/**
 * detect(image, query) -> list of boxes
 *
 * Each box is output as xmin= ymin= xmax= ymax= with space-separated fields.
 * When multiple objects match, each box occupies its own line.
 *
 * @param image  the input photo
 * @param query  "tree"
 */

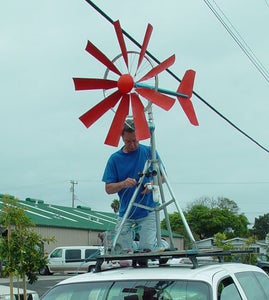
xmin=161 ymin=197 xmax=249 ymax=242
xmin=186 ymin=197 xmax=249 ymax=239
xmin=252 ymin=213 xmax=269 ymax=240
xmin=213 ymin=233 xmax=257 ymax=264
xmin=0 ymin=195 xmax=54 ymax=299
xmin=217 ymin=197 xmax=239 ymax=214
xmin=111 ymin=199 xmax=120 ymax=213
xmin=187 ymin=196 xmax=239 ymax=214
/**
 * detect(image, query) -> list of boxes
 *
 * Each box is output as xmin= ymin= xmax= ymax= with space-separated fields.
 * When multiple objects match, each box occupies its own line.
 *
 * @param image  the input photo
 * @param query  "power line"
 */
xmin=171 ymin=181 xmax=269 ymax=185
xmin=83 ymin=0 xmax=269 ymax=154
xmin=203 ymin=0 xmax=269 ymax=83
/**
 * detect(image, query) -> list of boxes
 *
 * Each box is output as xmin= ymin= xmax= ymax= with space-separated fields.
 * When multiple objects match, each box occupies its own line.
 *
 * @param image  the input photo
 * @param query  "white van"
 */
xmin=39 ymin=246 xmax=102 ymax=275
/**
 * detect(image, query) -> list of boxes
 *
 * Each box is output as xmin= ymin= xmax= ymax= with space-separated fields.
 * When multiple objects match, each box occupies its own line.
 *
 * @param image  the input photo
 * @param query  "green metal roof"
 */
xmin=0 ymin=196 xmax=117 ymax=232
xmin=0 ymin=195 xmax=183 ymax=237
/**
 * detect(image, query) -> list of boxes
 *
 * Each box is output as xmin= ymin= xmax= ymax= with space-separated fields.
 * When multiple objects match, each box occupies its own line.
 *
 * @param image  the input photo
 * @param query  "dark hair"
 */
xmin=122 ymin=119 xmax=135 ymax=135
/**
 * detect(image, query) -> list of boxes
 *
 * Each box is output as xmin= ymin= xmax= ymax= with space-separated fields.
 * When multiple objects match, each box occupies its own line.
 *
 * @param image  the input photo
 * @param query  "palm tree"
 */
xmin=111 ymin=199 xmax=119 ymax=213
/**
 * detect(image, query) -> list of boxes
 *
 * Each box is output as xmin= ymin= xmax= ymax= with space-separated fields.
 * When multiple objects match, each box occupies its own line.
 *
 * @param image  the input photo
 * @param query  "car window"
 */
xmin=50 ymin=249 xmax=62 ymax=258
xmin=218 ymin=276 xmax=242 ymax=300
xmin=65 ymin=250 xmax=81 ymax=262
xmin=235 ymin=271 xmax=269 ymax=300
xmin=85 ymin=248 xmax=101 ymax=259
xmin=42 ymin=280 xmax=212 ymax=300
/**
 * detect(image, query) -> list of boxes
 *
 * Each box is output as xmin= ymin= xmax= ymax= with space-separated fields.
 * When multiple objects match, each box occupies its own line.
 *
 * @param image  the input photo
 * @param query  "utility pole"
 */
xmin=70 ymin=180 xmax=78 ymax=208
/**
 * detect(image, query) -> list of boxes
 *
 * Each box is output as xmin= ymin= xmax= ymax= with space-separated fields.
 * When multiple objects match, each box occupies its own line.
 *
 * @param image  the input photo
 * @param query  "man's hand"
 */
xmin=122 ymin=177 xmax=137 ymax=188
xmin=141 ymin=183 xmax=152 ymax=195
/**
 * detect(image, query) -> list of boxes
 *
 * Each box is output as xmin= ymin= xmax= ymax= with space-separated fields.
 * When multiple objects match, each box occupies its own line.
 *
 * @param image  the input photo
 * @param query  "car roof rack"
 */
xmin=87 ymin=248 xmax=254 ymax=272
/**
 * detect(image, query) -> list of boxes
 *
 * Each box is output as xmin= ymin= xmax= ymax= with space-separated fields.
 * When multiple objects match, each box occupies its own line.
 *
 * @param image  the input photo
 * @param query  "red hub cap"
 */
xmin=117 ymin=74 xmax=134 ymax=93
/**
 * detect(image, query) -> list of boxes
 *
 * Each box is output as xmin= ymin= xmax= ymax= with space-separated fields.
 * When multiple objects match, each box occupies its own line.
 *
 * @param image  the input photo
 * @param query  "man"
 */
xmin=102 ymin=120 xmax=161 ymax=253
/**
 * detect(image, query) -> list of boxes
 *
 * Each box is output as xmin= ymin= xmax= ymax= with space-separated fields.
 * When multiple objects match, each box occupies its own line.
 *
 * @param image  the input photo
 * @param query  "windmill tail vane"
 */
xmin=73 ymin=20 xmax=199 ymax=147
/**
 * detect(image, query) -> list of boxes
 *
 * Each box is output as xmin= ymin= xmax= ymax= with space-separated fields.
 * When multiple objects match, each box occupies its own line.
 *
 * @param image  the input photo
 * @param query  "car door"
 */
xmin=48 ymin=248 xmax=64 ymax=273
xmin=212 ymin=269 xmax=248 ymax=300
xmin=63 ymin=249 xmax=82 ymax=273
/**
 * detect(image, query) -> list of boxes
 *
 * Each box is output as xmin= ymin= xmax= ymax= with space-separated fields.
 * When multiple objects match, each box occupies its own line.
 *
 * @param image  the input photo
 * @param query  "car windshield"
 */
xmin=42 ymin=280 xmax=211 ymax=300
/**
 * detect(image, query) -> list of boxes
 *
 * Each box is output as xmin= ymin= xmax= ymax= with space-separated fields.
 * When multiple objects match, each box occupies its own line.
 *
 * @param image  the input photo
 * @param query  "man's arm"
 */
xmin=105 ymin=177 xmax=137 ymax=194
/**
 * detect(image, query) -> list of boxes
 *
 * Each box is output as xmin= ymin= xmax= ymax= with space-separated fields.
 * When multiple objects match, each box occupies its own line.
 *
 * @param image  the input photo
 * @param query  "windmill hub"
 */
xmin=117 ymin=74 xmax=134 ymax=93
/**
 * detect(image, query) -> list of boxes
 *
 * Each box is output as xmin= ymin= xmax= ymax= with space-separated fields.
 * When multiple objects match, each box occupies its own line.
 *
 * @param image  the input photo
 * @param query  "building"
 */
xmin=0 ymin=195 xmax=184 ymax=253
xmin=196 ymin=237 xmax=269 ymax=255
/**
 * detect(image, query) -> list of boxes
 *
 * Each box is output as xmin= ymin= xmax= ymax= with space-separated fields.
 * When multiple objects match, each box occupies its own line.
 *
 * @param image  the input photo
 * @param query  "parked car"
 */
xmin=41 ymin=258 xmax=269 ymax=299
xmin=0 ymin=284 xmax=39 ymax=300
xmin=39 ymin=245 xmax=103 ymax=275
xmin=257 ymin=254 xmax=269 ymax=274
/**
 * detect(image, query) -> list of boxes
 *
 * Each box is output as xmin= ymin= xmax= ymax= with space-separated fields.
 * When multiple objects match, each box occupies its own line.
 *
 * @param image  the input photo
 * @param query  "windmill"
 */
xmin=73 ymin=20 xmax=198 ymax=147
xmin=73 ymin=20 xmax=199 ymax=252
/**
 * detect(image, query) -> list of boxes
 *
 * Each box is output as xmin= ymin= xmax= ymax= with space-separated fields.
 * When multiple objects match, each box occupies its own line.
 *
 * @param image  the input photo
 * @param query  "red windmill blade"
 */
xmin=177 ymin=70 xmax=199 ymax=126
xmin=135 ymin=88 xmax=175 ymax=111
xmin=137 ymin=54 xmax=175 ymax=83
xmin=73 ymin=21 xmax=182 ymax=146
xmin=113 ymin=20 xmax=128 ymax=69
xmin=105 ymin=94 xmax=130 ymax=146
xmin=130 ymin=93 xmax=151 ymax=140
xmin=85 ymin=40 xmax=122 ymax=76
xmin=137 ymin=24 xmax=153 ymax=71
xmin=73 ymin=78 xmax=117 ymax=90
xmin=79 ymin=90 xmax=122 ymax=128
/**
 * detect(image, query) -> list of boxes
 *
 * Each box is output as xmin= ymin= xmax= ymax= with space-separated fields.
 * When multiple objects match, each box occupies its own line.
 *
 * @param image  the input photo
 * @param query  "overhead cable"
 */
xmin=83 ymin=0 xmax=269 ymax=154
xmin=203 ymin=0 xmax=269 ymax=83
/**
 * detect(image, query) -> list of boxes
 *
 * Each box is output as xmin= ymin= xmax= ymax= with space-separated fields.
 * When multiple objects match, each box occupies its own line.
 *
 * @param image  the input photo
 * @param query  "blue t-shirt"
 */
xmin=102 ymin=144 xmax=159 ymax=219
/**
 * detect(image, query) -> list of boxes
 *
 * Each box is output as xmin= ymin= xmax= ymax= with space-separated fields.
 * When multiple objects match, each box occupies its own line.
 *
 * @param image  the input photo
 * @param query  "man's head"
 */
xmin=121 ymin=119 xmax=135 ymax=134
xmin=121 ymin=120 xmax=139 ymax=153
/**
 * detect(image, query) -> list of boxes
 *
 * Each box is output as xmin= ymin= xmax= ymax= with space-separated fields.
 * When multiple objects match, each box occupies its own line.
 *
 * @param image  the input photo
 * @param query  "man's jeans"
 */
xmin=115 ymin=212 xmax=157 ymax=252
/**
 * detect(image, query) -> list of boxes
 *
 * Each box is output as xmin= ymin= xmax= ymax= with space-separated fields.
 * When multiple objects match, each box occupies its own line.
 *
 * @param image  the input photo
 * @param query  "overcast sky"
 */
xmin=1 ymin=0 xmax=268 ymax=226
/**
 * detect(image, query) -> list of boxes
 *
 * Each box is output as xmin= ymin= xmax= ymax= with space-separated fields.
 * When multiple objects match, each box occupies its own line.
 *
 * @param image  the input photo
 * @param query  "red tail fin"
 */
xmin=177 ymin=70 xmax=199 ymax=126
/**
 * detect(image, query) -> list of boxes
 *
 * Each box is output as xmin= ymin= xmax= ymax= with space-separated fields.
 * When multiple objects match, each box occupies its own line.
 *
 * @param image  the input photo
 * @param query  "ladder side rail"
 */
xmin=160 ymin=163 xmax=196 ymax=247
xmin=154 ymin=159 xmax=176 ymax=250
xmin=149 ymin=120 xmax=163 ymax=249
xmin=153 ymin=161 xmax=163 ymax=248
